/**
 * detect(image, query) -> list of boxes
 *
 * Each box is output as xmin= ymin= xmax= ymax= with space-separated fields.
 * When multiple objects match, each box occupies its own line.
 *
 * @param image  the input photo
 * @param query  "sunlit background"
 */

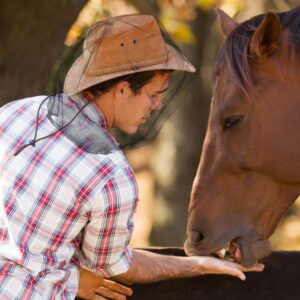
xmin=2 ymin=0 xmax=300 ymax=251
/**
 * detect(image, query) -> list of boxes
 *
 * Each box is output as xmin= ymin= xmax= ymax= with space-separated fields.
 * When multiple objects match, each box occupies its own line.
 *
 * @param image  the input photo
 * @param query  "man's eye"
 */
xmin=223 ymin=115 xmax=244 ymax=130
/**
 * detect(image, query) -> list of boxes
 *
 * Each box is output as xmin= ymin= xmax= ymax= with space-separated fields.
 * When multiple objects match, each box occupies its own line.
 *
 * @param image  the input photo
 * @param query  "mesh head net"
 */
xmin=43 ymin=14 xmax=196 ymax=154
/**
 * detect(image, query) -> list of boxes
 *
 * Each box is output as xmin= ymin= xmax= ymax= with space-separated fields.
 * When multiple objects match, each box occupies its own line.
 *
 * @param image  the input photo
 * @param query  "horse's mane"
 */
xmin=213 ymin=6 xmax=300 ymax=94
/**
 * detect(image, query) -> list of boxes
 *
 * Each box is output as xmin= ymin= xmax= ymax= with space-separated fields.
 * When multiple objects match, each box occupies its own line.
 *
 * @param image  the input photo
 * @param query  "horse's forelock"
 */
xmin=212 ymin=17 xmax=262 ymax=95
xmin=213 ymin=7 xmax=300 ymax=95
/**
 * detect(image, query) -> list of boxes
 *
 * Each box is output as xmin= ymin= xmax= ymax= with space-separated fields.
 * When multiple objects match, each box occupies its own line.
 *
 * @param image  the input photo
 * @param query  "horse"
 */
xmin=184 ymin=6 xmax=300 ymax=267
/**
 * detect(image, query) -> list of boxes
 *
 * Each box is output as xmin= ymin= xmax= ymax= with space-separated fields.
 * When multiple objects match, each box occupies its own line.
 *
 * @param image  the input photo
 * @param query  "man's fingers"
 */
xmin=223 ymin=266 xmax=246 ymax=281
xmin=90 ymin=294 xmax=107 ymax=300
xmin=221 ymin=261 xmax=265 ymax=281
xmin=242 ymin=263 xmax=265 ymax=272
xmin=102 ymin=279 xmax=132 ymax=296
xmin=224 ymin=261 xmax=265 ymax=272
xmin=95 ymin=287 xmax=127 ymax=300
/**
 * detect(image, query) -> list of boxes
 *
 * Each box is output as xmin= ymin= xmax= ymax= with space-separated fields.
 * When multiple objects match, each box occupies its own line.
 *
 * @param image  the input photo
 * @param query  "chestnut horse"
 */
xmin=184 ymin=6 xmax=300 ymax=267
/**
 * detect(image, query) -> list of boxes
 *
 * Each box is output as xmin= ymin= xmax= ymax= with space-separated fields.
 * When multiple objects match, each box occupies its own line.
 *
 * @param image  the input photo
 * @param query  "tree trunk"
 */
xmin=150 ymin=7 xmax=219 ymax=246
xmin=129 ymin=0 xmax=159 ymax=15
xmin=0 ymin=0 xmax=87 ymax=105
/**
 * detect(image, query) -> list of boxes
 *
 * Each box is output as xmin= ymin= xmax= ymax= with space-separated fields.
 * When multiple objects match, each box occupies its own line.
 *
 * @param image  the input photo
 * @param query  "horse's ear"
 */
xmin=250 ymin=12 xmax=281 ymax=59
xmin=216 ymin=8 xmax=237 ymax=37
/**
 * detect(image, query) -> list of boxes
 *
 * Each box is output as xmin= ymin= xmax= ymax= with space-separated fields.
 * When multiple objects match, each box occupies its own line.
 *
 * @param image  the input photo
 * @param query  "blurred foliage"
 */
xmin=271 ymin=197 xmax=300 ymax=250
xmin=198 ymin=0 xmax=216 ymax=10
xmin=65 ymin=0 xmax=297 ymax=45
xmin=160 ymin=14 xmax=197 ymax=44
xmin=65 ymin=0 xmax=247 ymax=46
xmin=65 ymin=0 xmax=138 ymax=45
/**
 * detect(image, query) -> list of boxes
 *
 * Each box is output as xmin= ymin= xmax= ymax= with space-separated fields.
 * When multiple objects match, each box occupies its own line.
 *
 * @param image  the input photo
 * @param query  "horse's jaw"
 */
xmin=232 ymin=236 xmax=272 ymax=267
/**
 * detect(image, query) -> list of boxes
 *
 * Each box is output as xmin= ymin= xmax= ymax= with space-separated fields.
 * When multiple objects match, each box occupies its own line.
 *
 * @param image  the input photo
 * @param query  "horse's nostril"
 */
xmin=189 ymin=230 xmax=204 ymax=243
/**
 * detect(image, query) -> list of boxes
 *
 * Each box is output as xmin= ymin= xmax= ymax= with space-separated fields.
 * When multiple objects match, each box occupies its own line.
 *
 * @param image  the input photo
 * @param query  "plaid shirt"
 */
xmin=0 ymin=95 xmax=138 ymax=299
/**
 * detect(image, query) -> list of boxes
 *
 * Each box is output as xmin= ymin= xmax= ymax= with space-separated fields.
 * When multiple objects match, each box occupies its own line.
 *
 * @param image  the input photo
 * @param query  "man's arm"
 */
xmin=77 ymin=249 xmax=264 ymax=298
xmin=112 ymin=249 xmax=264 ymax=284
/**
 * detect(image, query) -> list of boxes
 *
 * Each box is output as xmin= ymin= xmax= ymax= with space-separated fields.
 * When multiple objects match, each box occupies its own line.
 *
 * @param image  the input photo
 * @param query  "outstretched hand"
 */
xmin=196 ymin=256 xmax=265 ymax=281
xmin=77 ymin=268 xmax=133 ymax=300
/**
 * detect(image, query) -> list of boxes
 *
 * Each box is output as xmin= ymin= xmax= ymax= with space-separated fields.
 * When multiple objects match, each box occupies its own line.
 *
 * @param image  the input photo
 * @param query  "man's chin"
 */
xmin=131 ymin=127 xmax=139 ymax=134
xmin=121 ymin=127 xmax=139 ymax=135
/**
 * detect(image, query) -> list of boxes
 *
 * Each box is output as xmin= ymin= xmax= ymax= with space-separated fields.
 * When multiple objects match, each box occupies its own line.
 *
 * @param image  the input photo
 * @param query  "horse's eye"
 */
xmin=223 ymin=115 xmax=244 ymax=130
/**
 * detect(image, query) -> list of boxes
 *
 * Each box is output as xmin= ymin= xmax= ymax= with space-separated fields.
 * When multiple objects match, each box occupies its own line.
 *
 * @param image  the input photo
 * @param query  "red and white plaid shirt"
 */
xmin=0 ymin=95 xmax=138 ymax=299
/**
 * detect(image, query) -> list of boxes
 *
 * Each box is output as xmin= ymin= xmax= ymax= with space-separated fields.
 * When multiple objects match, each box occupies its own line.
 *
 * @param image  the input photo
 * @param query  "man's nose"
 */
xmin=151 ymin=97 xmax=162 ymax=110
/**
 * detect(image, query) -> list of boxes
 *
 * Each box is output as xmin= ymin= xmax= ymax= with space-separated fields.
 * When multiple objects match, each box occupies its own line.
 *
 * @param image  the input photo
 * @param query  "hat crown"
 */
xmin=83 ymin=15 xmax=168 ymax=76
xmin=64 ymin=14 xmax=195 ymax=96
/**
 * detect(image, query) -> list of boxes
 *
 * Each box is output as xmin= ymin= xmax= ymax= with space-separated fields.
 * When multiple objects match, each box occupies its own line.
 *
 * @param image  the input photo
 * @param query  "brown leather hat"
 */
xmin=64 ymin=14 xmax=195 ymax=96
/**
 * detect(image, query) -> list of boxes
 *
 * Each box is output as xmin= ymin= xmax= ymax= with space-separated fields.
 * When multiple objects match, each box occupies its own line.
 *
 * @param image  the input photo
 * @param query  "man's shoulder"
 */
xmin=1 ymin=95 xmax=49 ymax=111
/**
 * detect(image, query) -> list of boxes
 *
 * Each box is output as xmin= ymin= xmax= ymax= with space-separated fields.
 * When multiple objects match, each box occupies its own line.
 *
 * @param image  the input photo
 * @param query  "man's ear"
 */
xmin=216 ymin=8 xmax=237 ymax=37
xmin=114 ymin=81 xmax=131 ymax=98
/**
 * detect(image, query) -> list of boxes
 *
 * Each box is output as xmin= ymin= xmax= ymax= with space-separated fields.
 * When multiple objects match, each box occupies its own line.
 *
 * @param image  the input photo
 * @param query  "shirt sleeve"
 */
xmin=79 ymin=167 xmax=138 ymax=277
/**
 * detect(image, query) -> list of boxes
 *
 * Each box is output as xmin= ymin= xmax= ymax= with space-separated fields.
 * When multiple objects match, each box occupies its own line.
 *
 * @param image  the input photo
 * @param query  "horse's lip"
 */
xmin=185 ymin=235 xmax=271 ymax=267
xmin=185 ymin=232 xmax=233 ymax=250
xmin=229 ymin=239 xmax=242 ymax=262
xmin=184 ymin=237 xmax=242 ymax=261
xmin=184 ymin=239 xmax=228 ymax=257
xmin=235 ymin=236 xmax=272 ymax=267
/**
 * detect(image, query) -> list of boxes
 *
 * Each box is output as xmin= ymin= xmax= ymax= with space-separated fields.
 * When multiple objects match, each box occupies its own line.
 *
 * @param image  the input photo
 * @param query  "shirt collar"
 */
xmin=47 ymin=93 xmax=119 ymax=154
xmin=78 ymin=91 xmax=109 ymax=132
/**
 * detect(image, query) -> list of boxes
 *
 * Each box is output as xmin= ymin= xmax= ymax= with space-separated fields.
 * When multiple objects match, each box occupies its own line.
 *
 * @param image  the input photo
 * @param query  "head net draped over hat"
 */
xmin=45 ymin=14 xmax=196 ymax=153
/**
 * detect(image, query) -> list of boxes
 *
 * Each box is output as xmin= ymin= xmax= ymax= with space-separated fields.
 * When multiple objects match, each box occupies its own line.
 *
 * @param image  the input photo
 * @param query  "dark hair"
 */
xmin=86 ymin=70 xmax=170 ymax=97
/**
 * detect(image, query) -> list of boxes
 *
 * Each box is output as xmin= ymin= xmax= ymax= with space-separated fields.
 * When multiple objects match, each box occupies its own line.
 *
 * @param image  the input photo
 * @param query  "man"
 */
xmin=0 ymin=14 xmax=263 ymax=300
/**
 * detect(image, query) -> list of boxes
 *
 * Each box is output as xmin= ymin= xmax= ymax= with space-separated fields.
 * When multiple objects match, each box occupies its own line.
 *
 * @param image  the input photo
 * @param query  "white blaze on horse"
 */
xmin=185 ymin=6 xmax=300 ymax=267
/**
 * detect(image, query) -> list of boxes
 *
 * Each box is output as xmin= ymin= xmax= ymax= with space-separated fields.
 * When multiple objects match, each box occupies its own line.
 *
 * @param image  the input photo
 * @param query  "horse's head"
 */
xmin=185 ymin=7 xmax=300 ymax=266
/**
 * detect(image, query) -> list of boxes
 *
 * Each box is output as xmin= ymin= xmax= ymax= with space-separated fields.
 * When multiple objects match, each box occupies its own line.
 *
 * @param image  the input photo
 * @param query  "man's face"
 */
xmin=115 ymin=72 xmax=170 ymax=134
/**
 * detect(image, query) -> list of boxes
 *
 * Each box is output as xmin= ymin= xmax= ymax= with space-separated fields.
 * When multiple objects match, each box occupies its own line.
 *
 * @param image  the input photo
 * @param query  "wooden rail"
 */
xmin=129 ymin=248 xmax=300 ymax=300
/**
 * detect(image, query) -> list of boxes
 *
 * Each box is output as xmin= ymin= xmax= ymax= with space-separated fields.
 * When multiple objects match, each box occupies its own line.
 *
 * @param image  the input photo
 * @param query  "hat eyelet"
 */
xmin=132 ymin=39 xmax=137 ymax=44
xmin=120 ymin=42 xmax=125 ymax=47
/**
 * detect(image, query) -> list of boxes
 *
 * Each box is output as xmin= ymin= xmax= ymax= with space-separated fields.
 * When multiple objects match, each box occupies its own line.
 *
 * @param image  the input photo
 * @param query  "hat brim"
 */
xmin=64 ymin=44 xmax=196 ymax=96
